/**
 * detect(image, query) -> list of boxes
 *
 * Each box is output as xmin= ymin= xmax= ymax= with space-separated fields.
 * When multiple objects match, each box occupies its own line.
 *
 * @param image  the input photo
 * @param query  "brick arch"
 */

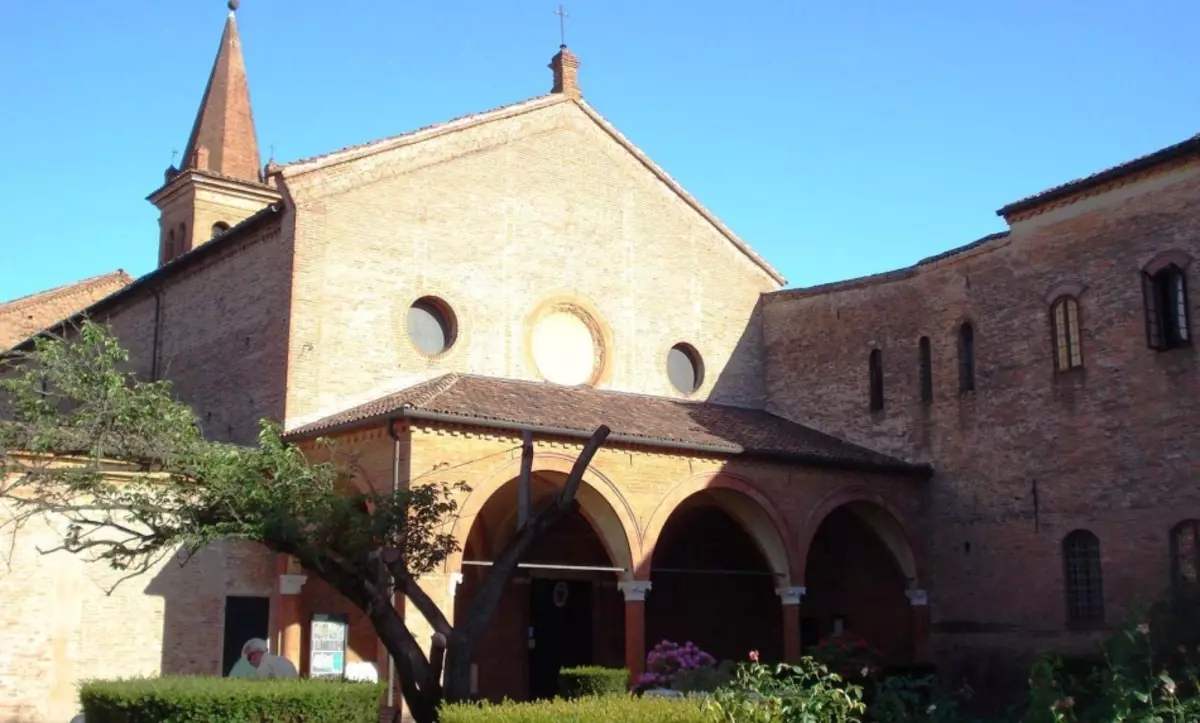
xmin=1143 ymin=249 xmax=1193 ymax=275
xmin=447 ymin=451 xmax=639 ymax=580
xmin=797 ymin=486 xmax=920 ymax=587
xmin=639 ymin=472 xmax=797 ymax=585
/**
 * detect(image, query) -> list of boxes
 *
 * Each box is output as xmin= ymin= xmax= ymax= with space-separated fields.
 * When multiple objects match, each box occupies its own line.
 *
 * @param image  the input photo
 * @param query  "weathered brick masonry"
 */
xmin=762 ymin=154 xmax=1200 ymax=684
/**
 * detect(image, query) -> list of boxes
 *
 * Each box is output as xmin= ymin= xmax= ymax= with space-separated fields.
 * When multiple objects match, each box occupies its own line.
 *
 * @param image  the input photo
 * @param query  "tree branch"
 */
xmin=462 ymin=425 xmax=609 ymax=643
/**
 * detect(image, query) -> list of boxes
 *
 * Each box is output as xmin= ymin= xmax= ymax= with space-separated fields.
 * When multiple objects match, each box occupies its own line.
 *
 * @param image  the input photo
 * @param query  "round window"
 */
xmin=667 ymin=343 xmax=704 ymax=394
xmin=531 ymin=308 xmax=598 ymax=386
xmin=407 ymin=297 xmax=457 ymax=356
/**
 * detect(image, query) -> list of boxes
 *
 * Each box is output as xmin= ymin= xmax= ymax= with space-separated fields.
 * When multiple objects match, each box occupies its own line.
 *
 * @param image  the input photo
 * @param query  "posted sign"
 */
xmin=309 ymin=613 xmax=348 ymax=679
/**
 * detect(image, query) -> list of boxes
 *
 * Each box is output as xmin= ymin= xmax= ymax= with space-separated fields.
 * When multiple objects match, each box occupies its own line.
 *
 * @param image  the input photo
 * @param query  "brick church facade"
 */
xmin=2 ymin=4 xmax=1199 ymax=721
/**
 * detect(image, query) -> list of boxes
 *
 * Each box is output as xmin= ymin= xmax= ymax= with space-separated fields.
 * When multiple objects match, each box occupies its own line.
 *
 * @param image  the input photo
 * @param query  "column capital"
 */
xmin=776 ymin=586 xmax=806 ymax=606
xmin=279 ymin=573 xmax=307 ymax=596
xmin=618 ymin=580 xmax=652 ymax=602
xmin=448 ymin=571 xmax=464 ymax=598
xmin=905 ymin=588 xmax=929 ymax=606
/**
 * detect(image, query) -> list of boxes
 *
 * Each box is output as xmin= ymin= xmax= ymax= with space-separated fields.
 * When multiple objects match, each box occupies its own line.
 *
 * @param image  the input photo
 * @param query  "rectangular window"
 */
xmin=958 ymin=323 xmax=975 ymax=393
xmin=1145 ymin=267 xmax=1191 ymax=351
xmin=868 ymin=349 xmax=884 ymax=412
xmin=1051 ymin=297 xmax=1083 ymax=371
xmin=1063 ymin=531 xmax=1104 ymax=627
xmin=918 ymin=337 xmax=933 ymax=404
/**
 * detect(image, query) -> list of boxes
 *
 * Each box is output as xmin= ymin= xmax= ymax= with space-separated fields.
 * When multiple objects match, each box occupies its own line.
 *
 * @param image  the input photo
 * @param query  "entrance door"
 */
xmin=528 ymin=579 xmax=593 ymax=699
xmin=222 ymin=596 xmax=270 ymax=676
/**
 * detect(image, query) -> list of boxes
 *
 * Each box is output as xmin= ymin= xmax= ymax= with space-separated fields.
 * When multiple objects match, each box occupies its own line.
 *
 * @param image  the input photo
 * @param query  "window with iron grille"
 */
xmin=918 ymin=336 xmax=932 ymax=404
xmin=868 ymin=349 xmax=883 ymax=411
xmin=1063 ymin=530 xmax=1104 ymax=627
xmin=1050 ymin=296 xmax=1083 ymax=372
xmin=1143 ymin=264 xmax=1190 ymax=351
xmin=1172 ymin=520 xmax=1200 ymax=588
xmin=957 ymin=322 xmax=975 ymax=393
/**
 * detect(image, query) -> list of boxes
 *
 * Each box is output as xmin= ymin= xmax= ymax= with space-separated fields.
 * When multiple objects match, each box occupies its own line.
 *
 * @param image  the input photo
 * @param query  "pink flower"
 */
xmin=749 ymin=650 xmax=760 ymax=662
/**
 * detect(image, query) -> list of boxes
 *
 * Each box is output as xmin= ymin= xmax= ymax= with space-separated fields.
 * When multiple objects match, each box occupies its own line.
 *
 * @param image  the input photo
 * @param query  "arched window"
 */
xmin=957 ymin=322 xmax=975 ymax=393
xmin=868 ymin=349 xmax=883 ymax=411
xmin=1063 ymin=530 xmax=1104 ymax=627
xmin=1172 ymin=520 xmax=1200 ymax=587
xmin=1050 ymin=296 xmax=1083 ymax=371
xmin=918 ymin=336 xmax=932 ymax=404
xmin=1144 ymin=263 xmax=1190 ymax=350
xmin=211 ymin=221 xmax=230 ymax=238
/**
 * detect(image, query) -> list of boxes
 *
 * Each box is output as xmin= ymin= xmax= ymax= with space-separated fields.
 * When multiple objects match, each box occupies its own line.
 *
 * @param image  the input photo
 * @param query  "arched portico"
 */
xmin=639 ymin=473 xmax=802 ymax=667
xmin=449 ymin=457 xmax=639 ymax=702
xmin=798 ymin=488 xmax=925 ymax=663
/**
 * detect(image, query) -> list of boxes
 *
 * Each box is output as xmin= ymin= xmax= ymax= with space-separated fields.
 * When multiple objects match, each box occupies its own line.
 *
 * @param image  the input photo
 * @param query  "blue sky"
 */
xmin=1 ymin=1 xmax=1198 ymax=301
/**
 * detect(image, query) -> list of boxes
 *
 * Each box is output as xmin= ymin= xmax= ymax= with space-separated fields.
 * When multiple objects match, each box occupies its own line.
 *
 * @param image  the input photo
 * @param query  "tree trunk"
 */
xmin=442 ymin=632 xmax=473 ymax=703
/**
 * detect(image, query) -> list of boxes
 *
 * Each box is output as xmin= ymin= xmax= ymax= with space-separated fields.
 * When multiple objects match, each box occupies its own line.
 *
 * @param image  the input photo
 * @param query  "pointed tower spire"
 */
xmin=148 ymin=1 xmax=279 ymax=268
xmin=180 ymin=0 xmax=261 ymax=182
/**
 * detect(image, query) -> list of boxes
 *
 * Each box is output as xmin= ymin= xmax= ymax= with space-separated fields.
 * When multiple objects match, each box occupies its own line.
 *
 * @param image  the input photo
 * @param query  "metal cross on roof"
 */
xmin=554 ymin=3 xmax=569 ymax=46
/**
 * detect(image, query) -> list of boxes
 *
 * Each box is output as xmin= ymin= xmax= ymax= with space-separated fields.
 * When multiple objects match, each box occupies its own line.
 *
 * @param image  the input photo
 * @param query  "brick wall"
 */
xmin=102 ymin=216 xmax=293 ymax=445
xmin=279 ymin=100 xmax=779 ymax=429
xmin=0 ymin=499 xmax=274 ymax=723
xmin=761 ymin=160 xmax=1200 ymax=673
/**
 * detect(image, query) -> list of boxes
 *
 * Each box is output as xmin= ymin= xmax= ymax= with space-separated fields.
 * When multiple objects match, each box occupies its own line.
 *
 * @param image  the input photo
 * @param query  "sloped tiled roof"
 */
xmin=997 ymin=133 xmax=1200 ymax=218
xmin=0 ymin=270 xmax=132 ymax=350
xmin=284 ymin=374 xmax=929 ymax=475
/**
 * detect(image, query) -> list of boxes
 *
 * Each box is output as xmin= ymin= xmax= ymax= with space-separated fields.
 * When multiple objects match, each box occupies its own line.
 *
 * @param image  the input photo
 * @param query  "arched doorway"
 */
xmin=646 ymin=490 xmax=789 ymax=665
xmin=453 ymin=471 xmax=631 ymax=702
xmin=802 ymin=501 xmax=916 ymax=663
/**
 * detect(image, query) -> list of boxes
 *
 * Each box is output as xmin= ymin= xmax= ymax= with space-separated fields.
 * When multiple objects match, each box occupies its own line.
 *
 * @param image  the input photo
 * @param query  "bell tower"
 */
xmin=148 ymin=0 xmax=279 ymax=267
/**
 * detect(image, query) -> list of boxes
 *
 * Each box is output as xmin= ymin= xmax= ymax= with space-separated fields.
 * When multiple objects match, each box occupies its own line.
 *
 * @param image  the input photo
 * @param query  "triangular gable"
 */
xmin=272 ymin=95 xmax=786 ymax=286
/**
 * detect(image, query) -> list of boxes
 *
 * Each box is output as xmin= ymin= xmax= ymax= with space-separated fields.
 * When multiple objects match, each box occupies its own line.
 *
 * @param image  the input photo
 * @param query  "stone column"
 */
xmin=777 ymin=586 xmax=806 ymax=663
xmin=906 ymin=588 xmax=930 ymax=661
xmin=618 ymin=581 xmax=652 ymax=688
xmin=278 ymin=569 xmax=308 ymax=670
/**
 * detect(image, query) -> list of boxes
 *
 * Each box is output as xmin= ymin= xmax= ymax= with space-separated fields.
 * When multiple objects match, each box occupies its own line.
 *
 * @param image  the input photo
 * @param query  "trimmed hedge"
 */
xmin=441 ymin=695 xmax=706 ymax=723
xmin=80 ymin=676 xmax=385 ymax=723
xmin=558 ymin=666 xmax=629 ymax=697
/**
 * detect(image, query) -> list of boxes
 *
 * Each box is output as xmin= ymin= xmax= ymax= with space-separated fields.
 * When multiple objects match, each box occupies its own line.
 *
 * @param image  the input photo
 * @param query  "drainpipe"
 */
xmin=150 ymin=285 xmax=163 ymax=381
xmin=385 ymin=420 xmax=401 ymax=709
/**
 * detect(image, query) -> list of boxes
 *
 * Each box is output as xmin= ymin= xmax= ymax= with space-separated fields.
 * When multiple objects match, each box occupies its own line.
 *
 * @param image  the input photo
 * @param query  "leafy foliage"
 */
xmin=558 ymin=666 xmax=630 ymax=698
xmin=440 ymin=695 xmax=707 ymax=723
xmin=79 ymin=676 xmax=385 ymax=723
xmin=705 ymin=655 xmax=867 ymax=723
xmin=0 ymin=320 xmax=611 ymax=723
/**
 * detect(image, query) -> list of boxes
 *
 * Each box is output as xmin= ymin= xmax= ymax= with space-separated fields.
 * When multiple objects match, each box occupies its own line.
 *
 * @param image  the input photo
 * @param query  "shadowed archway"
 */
xmin=645 ymin=489 xmax=790 ymax=665
xmin=802 ymin=501 xmax=917 ymax=662
xmin=453 ymin=470 xmax=631 ymax=702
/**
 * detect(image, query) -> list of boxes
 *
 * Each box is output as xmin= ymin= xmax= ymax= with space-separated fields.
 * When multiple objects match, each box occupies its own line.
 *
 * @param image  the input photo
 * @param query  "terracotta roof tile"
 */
xmin=997 ymin=133 xmax=1200 ymax=218
xmin=0 ymin=270 xmax=133 ymax=350
xmin=284 ymin=374 xmax=928 ymax=475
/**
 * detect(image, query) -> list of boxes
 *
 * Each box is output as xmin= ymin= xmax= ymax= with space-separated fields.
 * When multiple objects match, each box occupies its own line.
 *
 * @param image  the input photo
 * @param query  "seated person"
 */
xmin=228 ymin=638 xmax=299 ymax=679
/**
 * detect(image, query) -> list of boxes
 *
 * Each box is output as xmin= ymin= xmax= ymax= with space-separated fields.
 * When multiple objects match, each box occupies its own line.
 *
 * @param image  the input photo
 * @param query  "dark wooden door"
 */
xmin=528 ymin=579 xmax=593 ymax=699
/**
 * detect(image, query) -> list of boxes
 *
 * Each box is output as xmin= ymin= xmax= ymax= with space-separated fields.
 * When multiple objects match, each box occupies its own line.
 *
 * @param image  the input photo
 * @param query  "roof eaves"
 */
xmin=274 ymin=94 xmax=565 ymax=178
xmin=0 ymin=270 xmax=132 ymax=314
xmin=281 ymin=387 xmax=930 ymax=477
xmin=573 ymin=100 xmax=787 ymax=287
xmin=767 ymin=230 xmax=1011 ymax=300
xmin=997 ymin=133 xmax=1200 ymax=219
xmin=1 ymin=204 xmax=283 ymax=356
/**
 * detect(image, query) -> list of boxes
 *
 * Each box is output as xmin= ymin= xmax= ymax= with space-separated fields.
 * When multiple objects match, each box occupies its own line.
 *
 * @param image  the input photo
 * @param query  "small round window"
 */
xmin=407 ymin=297 xmax=457 ymax=356
xmin=667 ymin=343 xmax=704 ymax=394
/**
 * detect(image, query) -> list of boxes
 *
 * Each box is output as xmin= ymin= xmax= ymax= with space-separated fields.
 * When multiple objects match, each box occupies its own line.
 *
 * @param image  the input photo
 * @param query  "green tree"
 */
xmin=0 ymin=320 xmax=609 ymax=723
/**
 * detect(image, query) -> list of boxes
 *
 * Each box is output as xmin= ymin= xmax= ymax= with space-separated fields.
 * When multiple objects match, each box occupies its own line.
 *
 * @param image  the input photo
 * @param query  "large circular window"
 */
xmin=407 ymin=297 xmax=457 ymax=356
xmin=530 ymin=305 xmax=602 ymax=386
xmin=667 ymin=343 xmax=704 ymax=394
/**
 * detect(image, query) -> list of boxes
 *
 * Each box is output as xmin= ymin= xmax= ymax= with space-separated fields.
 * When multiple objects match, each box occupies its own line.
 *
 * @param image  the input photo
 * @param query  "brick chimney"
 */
xmin=549 ymin=44 xmax=580 ymax=98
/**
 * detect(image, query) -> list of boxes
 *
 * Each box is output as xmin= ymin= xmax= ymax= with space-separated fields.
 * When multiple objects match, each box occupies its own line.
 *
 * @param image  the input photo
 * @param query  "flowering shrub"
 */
xmin=705 ymin=651 xmax=866 ymax=723
xmin=637 ymin=640 xmax=717 ymax=690
xmin=867 ymin=673 xmax=971 ymax=723
xmin=1024 ymin=620 xmax=1200 ymax=723
xmin=809 ymin=632 xmax=883 ymax=679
